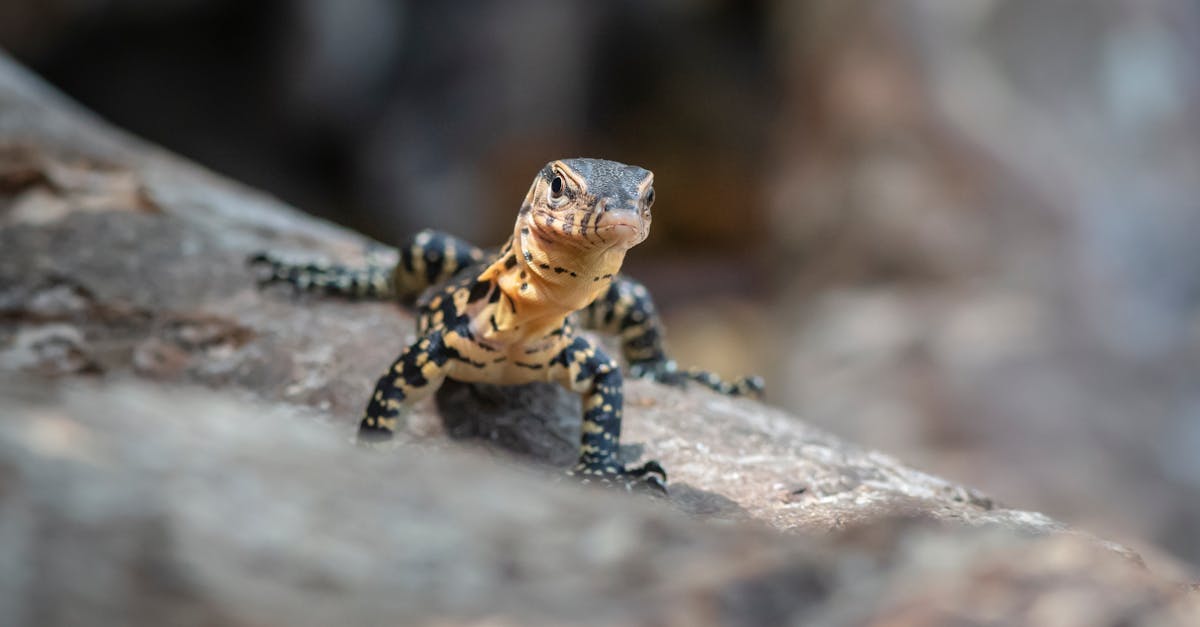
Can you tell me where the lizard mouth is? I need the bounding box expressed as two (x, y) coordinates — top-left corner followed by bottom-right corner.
(597, 221), (646, 247)
(596, 208), (650, 247)
(531, 210), (648, 249)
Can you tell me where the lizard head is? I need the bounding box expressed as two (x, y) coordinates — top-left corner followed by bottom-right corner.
(483, 158), (654, 323)
(519, 158), (654, 254)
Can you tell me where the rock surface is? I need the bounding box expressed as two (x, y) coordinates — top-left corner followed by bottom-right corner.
(1, 51), (1197, 626)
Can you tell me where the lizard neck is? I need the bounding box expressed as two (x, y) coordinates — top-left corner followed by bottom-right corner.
(477, 222), (628, 338)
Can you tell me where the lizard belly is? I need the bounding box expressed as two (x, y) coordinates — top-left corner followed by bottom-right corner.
(446, 359), (555, 386)
(441, 328), (563, 386)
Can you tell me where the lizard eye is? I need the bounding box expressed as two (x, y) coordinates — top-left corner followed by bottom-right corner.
(550, 175), (564, 199)
(645, 188), (655, 208)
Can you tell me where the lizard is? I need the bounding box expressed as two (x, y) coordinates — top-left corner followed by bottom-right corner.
(251, 158), (763, 491)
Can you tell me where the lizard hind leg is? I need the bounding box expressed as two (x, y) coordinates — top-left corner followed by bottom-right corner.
(248, 250), (397, 300)
(248, 229), (486, 302)
(582, 274), (765, 398)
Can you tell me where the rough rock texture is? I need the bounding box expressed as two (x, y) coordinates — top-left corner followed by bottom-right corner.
(5, 379), (1200, 627)
(1, 51), (1197, 625)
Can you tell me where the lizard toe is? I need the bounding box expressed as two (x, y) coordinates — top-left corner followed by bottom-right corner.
(568, 460), (669, 496)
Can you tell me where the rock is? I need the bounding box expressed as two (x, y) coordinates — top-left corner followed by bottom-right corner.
(0, 51), (1197, 626)
(5, 378), (1200, 627)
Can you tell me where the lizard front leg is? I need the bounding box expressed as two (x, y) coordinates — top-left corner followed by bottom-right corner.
(552, 336), (667, 492)
(358, 331), (452, 442)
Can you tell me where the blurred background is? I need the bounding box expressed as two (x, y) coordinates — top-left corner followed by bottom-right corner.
(3, 0), (1199, 567)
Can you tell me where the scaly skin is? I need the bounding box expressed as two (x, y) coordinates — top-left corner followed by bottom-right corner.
(252, 158), (763, 491)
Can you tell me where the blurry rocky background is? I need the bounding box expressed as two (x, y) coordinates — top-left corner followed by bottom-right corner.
(3, 0), (1198, 570)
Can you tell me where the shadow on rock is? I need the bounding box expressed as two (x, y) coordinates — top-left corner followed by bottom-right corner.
(435, 378), (750, 518)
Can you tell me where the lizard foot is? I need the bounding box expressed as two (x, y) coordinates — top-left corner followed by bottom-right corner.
(355, 422), (398, 450)
(247, 251), (294, 288)
(569, 460), (669, 495)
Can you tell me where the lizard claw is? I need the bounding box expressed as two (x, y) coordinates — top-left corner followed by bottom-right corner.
(568, 460), (669, 496)
(636, 473), (669, 495)
(246, 251), (271, 266)
(247, 251), (287, 288)
(355, 421), (400, 450)
(624, 459), (668, 483)
(631, 460), (669, 495)
(735, 375), (766, 398)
